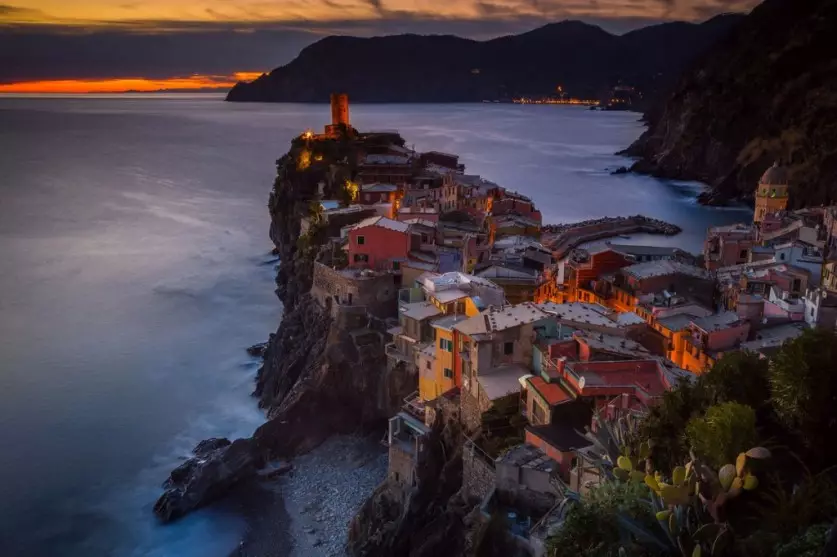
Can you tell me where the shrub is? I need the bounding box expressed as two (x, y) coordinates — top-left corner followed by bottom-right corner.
(686, 402), (757, 469)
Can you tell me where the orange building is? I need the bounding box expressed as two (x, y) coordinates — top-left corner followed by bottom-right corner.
(754, 162), (790, 224)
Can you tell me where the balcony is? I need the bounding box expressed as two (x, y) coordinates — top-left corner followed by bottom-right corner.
(402, 391), (426, 421)
(385, 342), (410, 363)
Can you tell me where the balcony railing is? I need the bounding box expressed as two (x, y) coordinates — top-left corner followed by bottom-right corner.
(385, 342), (410, 363)
(402, 391), (426, 421)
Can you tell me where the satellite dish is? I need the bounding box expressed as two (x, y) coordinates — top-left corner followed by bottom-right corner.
(578, 376), (586, 390)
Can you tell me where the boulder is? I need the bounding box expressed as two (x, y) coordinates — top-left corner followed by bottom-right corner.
(193, 437), (231, 457)
(246, 343), (268, 358)
(154, 438), (260, 523)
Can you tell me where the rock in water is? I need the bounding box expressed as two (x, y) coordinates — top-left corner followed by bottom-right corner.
(246, 343), (268, 358)
(193, 437), (231, 456)
(154, 438), (260, 523)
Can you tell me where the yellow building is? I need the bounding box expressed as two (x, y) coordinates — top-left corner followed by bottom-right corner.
(420, 315), (467, 401)
(651, 315), (693, 368)
(754, 162), (790, 224)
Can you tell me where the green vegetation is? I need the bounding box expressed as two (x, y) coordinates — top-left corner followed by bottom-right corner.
(686, 402), (757, 469)
(546, 329), (837, 557)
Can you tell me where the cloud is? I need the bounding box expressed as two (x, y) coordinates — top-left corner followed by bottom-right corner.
(0, 1), (760, 86)
(0, 3), (46, 21)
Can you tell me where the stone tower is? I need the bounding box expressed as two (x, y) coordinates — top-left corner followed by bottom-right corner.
(754, 161), (790, 224)
(330, 93), (349, 128)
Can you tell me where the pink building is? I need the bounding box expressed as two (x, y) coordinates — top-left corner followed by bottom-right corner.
(347, 216), (411, 270)
(703, 223), (756, 270)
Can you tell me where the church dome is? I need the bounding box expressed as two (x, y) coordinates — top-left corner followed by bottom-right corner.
(759, 161), (790, 186)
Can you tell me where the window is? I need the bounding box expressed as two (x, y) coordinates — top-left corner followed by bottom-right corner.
(443, 368), (453, 379)
(392, 261), (400, 271)
(440, 338), (453, 352)
(353, 254), (368, 263)
(426, 361), (431, 370)
(356, 235), (365, 245)
(532, 402), (546, 424)
(504, 342), (514, 355)
(739, 249), (748, 259)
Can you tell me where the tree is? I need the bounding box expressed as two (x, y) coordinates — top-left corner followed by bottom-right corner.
(641, 379), (709, 470)
(769, 329), (837, 465)
(703, 351), (770, 409)
(686, 402), (758, 469)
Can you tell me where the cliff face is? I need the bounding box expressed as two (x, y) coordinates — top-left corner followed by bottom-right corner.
(154, 143), (415, 521)
(348, 411), (479, 557)
(625, 0), (837, 206)
(226, 17), (742, 105)
(252, 150), (416, 457)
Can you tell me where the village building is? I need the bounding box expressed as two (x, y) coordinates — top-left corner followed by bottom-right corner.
(681, 312), (750, 373)
(753, 162), (790, 225)
(740, 322), (807, 359)
(359, 182), (400, 205)
(803, 287), (837, 331)
(536, 302), (646, 339)
(357, 153), (415, 185)
(704, 223), (757, 270)
(452, 303), (553, 431)
(476, 264), (545, 304)
(347, 216), (411, 271)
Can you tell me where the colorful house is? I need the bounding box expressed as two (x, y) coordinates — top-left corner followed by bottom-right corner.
(425, 314), (469, 401)
(681, 312), (751, 374)
(347, 216), (411, 271)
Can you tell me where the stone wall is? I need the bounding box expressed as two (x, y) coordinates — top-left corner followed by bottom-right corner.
(463, 440), (496, 504)
(460, 383), (512, 434)
(425, 391), (461, 428)
(460, 389), (483, 433)
(389, 443), (416, 486)
(311, 262), (398, 319)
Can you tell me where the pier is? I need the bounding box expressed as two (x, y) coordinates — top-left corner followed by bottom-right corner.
(542, 215), (681, 259)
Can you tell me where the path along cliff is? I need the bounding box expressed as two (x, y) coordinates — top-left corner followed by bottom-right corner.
(154, 140), (415, 523)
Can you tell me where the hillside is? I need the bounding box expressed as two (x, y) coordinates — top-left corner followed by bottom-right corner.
(226, 17), (742, 105)
(625, 0), (837, 206)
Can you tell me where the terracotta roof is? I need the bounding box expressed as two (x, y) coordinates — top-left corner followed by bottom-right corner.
(527, 376), (574, 406)
(760, 161), (790, 186)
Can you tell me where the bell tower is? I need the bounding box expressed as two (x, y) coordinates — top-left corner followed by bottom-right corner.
(754, 161), (789, 225)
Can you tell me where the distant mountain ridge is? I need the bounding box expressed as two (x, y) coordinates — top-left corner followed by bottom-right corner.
(226, 16), (744, 104)
(625, 0), (837, 206)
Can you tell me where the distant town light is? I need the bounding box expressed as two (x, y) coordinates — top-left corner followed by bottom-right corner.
(302, 130), (314, 140)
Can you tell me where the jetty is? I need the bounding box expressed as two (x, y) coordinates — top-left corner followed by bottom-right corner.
(542, 215), (681, 259)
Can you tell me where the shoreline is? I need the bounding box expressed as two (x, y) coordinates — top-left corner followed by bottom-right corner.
(230, 436), (386, 557)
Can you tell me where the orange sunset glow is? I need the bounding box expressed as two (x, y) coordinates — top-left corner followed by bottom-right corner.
(0, 72), (265, 94)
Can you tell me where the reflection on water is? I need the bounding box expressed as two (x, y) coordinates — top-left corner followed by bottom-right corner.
(0, 97), (749, 556)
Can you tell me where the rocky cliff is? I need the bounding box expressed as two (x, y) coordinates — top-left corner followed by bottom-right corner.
(154, 141), (414, 522)
(226, 16), (742, 105)
(624, 0), (837, 206)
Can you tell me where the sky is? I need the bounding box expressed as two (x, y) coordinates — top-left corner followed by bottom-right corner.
(0, 0), (759, 93)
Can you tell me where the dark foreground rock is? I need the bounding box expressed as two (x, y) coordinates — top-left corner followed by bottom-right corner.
(154, 438), (262, 523)
(246, 342), (268, 358)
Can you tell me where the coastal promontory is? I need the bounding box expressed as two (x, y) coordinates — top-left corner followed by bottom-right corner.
(624, 0), (837, 206)
(225, 17), (741, 105)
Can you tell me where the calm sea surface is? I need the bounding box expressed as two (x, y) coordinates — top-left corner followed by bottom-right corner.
(0, 94), (751, 556)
